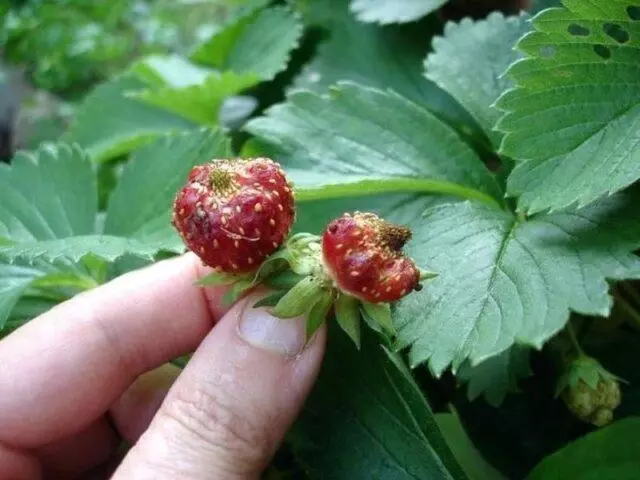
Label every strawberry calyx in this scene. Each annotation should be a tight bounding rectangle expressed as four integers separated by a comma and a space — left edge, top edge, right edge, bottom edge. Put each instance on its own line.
195, 213, 437, 347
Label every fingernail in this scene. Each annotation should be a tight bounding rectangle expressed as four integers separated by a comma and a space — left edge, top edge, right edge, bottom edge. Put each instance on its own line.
237, 299, 306, 357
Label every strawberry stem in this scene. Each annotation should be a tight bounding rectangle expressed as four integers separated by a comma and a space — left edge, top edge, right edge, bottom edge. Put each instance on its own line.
294, 177, 504, 210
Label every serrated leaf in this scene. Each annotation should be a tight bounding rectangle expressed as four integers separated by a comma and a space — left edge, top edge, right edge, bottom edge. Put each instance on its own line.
334, 294, 362, 348
292, 5, 473, 128
350, 0, 447, 24
131, 71, 259, 125
395, 190, 640, 375
273, 276, 324, 318
0, 235, 169, 264
65, 74, 194, 163
247, 82, 502, 205
0, 262, 45, 329
458, 345, 532, 407
0, 143, 97, 243
289, 323, 467, 479
496, 0, 640, 213
425, 13, 530, 148
104, 128, 231, 247
191, 6, 303, 81
527, 418, 640, 480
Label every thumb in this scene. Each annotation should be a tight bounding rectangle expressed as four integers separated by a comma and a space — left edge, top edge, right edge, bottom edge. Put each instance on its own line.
112, 291, 326, 480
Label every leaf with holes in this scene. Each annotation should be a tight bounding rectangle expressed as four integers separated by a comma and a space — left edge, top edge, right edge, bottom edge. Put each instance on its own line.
349, 0, 448, 25
246, 83, 502, 208
496, 0, 640, 213
394, 189, 640, 375
426, 12, 531, 148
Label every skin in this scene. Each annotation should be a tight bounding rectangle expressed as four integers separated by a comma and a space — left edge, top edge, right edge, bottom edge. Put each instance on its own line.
0, 253, 326, 479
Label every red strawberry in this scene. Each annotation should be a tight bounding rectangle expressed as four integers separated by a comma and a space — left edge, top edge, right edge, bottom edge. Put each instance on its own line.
321, 212, 421, 303
172, 158, 295, 273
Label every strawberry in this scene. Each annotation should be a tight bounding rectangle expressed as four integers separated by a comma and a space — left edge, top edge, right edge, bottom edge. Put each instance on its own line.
172, 157, 295, 273
321, 212, 421, 303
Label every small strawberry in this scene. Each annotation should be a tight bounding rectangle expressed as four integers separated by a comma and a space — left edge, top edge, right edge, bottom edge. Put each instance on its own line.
321, 212, 422, 303
172, 158, 295, 273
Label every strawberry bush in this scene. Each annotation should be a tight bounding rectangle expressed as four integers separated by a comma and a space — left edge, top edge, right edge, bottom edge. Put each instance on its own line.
2, 0, 640, 477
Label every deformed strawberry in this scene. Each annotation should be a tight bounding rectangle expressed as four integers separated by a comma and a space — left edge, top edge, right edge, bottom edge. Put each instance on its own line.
172, 158, 295, 273
321, 212, 422, 303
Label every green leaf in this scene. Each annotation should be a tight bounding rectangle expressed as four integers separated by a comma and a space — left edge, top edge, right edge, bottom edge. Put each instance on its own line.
104, 128, 231, 247
130, 54, 214, 88
0, 143, 97, 243
334, 294, 362, 348
425, 13, 530, 148
458, 345, 532, 407
273, 277, 325, 318
496, 0, 640, 213
395, 190, 640, 375
527, 418, 640, 480
66, 74, 194, 163
246, 83, 502, 205
132, 71, 259, 125
350, 0, 447, 24
0, 262, 45, 329
436, 412, 507, 480
289, 323, 467, 479
191, 6, 303, 81
0, 235, 169, 264
292, 6, 473, 129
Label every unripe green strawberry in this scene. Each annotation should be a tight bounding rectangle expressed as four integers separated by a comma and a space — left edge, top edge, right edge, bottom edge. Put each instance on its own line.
172, 158, 295, 273
559, 355, 622, 427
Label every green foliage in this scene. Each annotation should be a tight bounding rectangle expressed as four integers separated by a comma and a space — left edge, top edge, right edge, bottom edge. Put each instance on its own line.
496, 0, 640, 213
4, 0, 640, 477
527, 418, 640, 480
289, 323, 467, 479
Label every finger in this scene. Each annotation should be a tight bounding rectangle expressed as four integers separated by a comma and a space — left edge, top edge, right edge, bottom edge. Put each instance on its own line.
0, 253, 228, 449
109, 363, 182, 443
36, 418, 119, 480
113, 292, 326, 480
0, 444, 41, 480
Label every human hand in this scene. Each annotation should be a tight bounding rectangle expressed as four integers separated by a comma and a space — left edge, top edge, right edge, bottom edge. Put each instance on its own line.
0, 254, 326, 479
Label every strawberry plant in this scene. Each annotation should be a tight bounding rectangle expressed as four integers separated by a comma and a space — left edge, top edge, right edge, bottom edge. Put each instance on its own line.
2, 0, 640, 477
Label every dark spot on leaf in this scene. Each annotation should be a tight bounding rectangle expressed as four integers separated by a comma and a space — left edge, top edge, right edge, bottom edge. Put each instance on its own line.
540, 45, 556, 58
603, 23, 630, 43
627, 5, 640, 20
567, 24, 590, 36
593, 44, 612, 60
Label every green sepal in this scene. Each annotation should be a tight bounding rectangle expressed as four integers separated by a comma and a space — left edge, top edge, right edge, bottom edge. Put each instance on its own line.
263, 270, 305, 290
284, 233, 322, 276
253, 291, 287, 308
335, 294, 362, 349
272, 276, 325, 318
361, 302, 395, 337
221, 277, 255, 306
306, 292, 334, 340
419, 268, 439, 281
555, 354, 623, 397
196, 270, 245, 287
